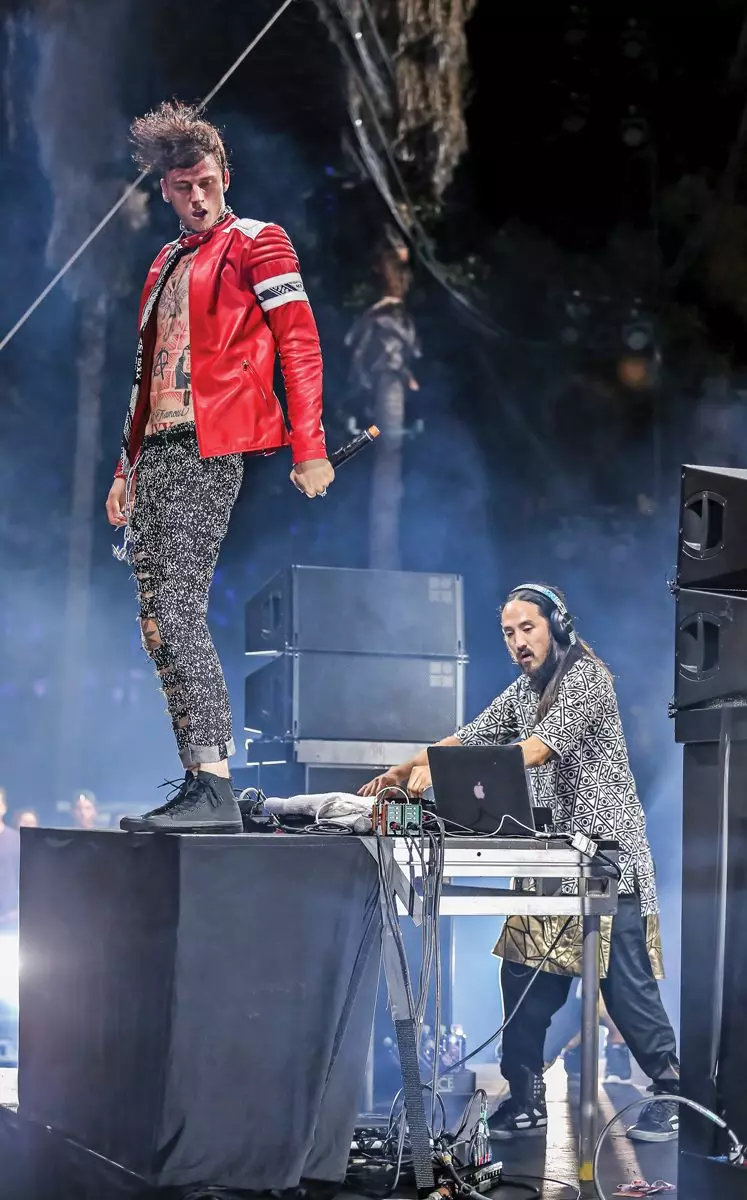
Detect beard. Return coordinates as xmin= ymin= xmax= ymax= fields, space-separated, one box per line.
xmin=525 ymin=641 xmax=560 ymax=694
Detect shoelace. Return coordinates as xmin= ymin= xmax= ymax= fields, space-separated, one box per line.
xmin=144 ymin=774 xmax=197 ymax=817
xmin=164 ymin=774 xmax=224 ymax=814
xmin=642 ymin=1099 xmax=677 ymax=1123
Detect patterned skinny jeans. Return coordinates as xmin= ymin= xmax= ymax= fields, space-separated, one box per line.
xmin=128 ymin=425 xmax=243 ymax=767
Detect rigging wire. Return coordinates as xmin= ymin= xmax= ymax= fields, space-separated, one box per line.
xmin=0 ymin=0 xmax=298 ymax=354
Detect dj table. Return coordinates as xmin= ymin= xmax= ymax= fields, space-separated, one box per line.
xmin=386 ymin=835 xmax=620 ymax=1189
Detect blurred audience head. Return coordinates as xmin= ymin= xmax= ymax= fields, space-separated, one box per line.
xmin=72 ymin=790 xmax=98 ymax=830
xmin=14 ymin=810 xmax=39 ymax=830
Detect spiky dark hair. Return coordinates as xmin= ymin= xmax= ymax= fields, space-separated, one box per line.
xmin=130 ymin=100 xmax=228 ymax=175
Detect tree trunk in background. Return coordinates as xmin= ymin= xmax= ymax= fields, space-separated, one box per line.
xmin=369 ymin=371 xmax=405 ymax=568
xmin=374 ymin=0 xmax=479 ymax=201
xmin=346 ymin=236 xmax=421 ymax=570
xmin=317 ymin=0 xmax=476 ymax=570
xmin=56 ymin=293 xmax=108 ymax=793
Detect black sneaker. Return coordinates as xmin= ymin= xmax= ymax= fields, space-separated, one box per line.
xmin=605 ymin=1043 xmax=632 ymax=1083
xmin=626 ymin=1097 xmax=679 ymax=1143
xmin=489 ymin=1072 xmax=547 ymax=1140
xmin=120 ymin=772 xmax=242 ymax=834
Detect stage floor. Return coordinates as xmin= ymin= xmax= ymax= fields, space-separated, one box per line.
xmin=487 ymin=1059 xmax=677 ymax=1197
xmin=0 ymin=1061 xmax=677 ymax=1198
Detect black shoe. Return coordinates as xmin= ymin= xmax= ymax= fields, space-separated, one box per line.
xmin=605 ymin=1043 xmax=632 ymax=1083
xmin=120 ymin=771 xmax=242 ymax=834
xmin=489 ymin=1071 xmax=547 ymax=1140
xmin=626 ymin=1097 xmax=679 ymax=1143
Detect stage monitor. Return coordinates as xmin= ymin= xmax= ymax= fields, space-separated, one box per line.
xmin=678 ymin=464 xmax=747 ymax=591
xmin=674 ymin=588 xmax=747 ymax=710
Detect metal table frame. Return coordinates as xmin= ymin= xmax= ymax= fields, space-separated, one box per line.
xmin=387 ymin=836 xmax=619 ymax=1190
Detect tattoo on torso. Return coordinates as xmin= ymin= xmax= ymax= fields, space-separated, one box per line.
xmin=146 ymin=253 xmax=195 ymax=434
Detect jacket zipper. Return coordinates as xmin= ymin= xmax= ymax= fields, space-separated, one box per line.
xmin=242 ymin=358 xmax=273 ymax=409
xmin=187 ymin=249 xmax=203 ymax=451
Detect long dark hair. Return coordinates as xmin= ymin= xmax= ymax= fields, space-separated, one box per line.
xmin=503 ymin=586 xmax=609 ymax=723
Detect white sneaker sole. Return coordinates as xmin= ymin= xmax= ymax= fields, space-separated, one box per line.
xmin=489 ymin=1124 xmax=548 ymax=1141
xmin=626 ymin=1127 xmax=678 ymax=1143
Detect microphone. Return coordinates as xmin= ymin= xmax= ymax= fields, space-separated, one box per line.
xmin=329 ymin=425 xmax=380 ymax=469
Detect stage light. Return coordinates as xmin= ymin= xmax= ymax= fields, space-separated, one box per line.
xmin=623 ymin=317 xmax=653 ymax=352
xmin=621 ymin=107 xmax=648 ymax=147
xmin=621 ymin=19 xmax=648 ymax=60
xmin=561 ymin=93 xmax=590 ymax=135
xmin=0 ymin=934 xmax=19 ymax=1011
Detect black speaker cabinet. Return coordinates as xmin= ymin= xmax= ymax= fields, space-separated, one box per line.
xmin=245 ymin=566 xmax=465 ymax=659
xmin=244 ymin=651 xmax=466 ymax=743
xmin=678 ymin=464 xmax=747 ymax=591
xmin=679 ymin=719 xmax=747 ymax=1200
xmin=674 ymin=588 xmax=747 ymax=710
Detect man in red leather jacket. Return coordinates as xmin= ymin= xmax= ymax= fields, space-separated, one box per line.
xmin=106 ymin=102 xmax=334 ymax=833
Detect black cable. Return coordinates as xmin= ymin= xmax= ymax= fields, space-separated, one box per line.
xmin=386 ymin=1084 xmax=447 ymax=1144
xmin=494 ymin=1182 xmax=541 ymax=1199
xmin=316 ymin=0 xmax=547 ymax=346
xmin=272 ymin=821 xmax=353 ymax=835
xmin=451 ymin=1089 xmax=488 ymax=1141
xmin=593 ymin=848 xmax=622 ymax=882
xmin=504 ymin=1175 xmax=580 ymax=1200
xmin=422 ymin=813 xmax=623 ymax=881
xmin=437 ymin=917 xmax=576 ymax=1077
xmin=359 ymin=0 xmax=396 ymax=81
xmin=440 ymin=1153 xmax=541 ymax=1200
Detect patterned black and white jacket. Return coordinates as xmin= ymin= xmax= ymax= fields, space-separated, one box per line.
xmin=456 ymin=654 xmax=658 ymax=917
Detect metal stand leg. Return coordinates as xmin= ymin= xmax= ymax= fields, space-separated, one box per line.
xmin=578 ymin=912 xmax=601 ymax=1189
xmin=375 ymin=841 xmax=435 ymax=1196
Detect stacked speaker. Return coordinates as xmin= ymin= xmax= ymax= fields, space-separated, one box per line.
xmin=674 ymin=464 xmax=747 ymax=1200
xmin=237 ymin=566 xmax=467 ymax=796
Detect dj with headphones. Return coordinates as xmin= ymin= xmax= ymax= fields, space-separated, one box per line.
xmin=360 ymin=582 xmax=680 ymax=1146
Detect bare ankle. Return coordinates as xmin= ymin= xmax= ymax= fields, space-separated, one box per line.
xmin=198 ymin=761 xmax=231 ymax=780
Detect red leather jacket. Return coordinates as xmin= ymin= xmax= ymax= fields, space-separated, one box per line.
xmin=115 ymin=212 xmax=325 ymax=478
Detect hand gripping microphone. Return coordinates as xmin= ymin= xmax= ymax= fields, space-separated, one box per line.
xmin=329 ymin=425 xmax=380 ymax=469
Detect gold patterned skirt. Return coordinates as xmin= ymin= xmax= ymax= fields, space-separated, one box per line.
xmin=493 ymin=911 xmax=664 ymax=979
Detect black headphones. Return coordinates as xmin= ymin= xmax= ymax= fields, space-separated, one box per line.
xmin=508 ymin=583 xmax=577 ymax=646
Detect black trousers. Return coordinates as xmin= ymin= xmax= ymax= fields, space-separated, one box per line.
xmin=500 ymin=896 xmax=679 ymax=1090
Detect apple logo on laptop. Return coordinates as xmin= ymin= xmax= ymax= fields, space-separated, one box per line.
xmin=473 ymin=782 xmax=485 ymax=800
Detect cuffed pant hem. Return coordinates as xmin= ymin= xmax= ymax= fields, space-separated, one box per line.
xmin=180 ymin=738 xmax=235 ymax=768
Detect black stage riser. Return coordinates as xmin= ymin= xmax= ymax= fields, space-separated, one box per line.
xmin=0 ymin=1105 xmax=147 ymax=1200
xmin=679 ymin=739 xmax=747 ymax=1199
xmin=18 ymin=829 xmax=382 ymax=1193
